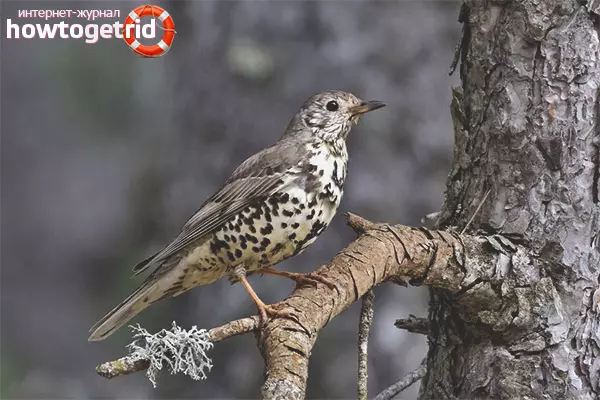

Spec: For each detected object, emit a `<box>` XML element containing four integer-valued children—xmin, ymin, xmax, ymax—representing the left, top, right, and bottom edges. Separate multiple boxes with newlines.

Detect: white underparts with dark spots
<box><xmin>178</xmin><ymin>140</ymin><xmax>348</xmax><ymax>285</ymax></box>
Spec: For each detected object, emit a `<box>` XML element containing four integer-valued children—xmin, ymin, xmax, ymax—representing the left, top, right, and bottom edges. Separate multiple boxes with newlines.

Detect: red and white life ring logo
<box><xmin>123</xmin><ymin>5</ymin><xmax>176</xmax><ymax>58</ymax></box>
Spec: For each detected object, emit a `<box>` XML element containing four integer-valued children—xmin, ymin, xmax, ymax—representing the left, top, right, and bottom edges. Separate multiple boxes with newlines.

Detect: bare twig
<box><xmin>207</xmin><ymin>316</ymin><xmax>259</xmax><ymax>342</ymax></box>
<box><xmin>345</xmin><ymin>212</ymin><xmax>378</xmax><ymax>234</ymax></box>
<box><xmin>449</xmin><ymin>2</ymin><xmax>469</xmax><ymax>76</ymax></box>
<box><xmin>96</xmin><ymin>357</ymin><xmax>150</xmax><ymax>379</ymax></box>
<box><xmin>357</xmin><ymin>290</ymin><xmax>375</xmax><ymax>400</ymax></box>
<box><xmin>394</xmin><ymin>315</ymin><xmax>429</xmax><ymax>335</ymax></box>
<box><xmin>460</xmin><ymin>188</ymin><xmax>491</xmax><ymax>234</ymax></box>
<box><xmin>95</xmin><ymin>316</ymin><xmax>259</xmax><ymax>379</ymax></box>
<box><xmin>373</xmin><ymin>359</ymin><xmax>427</xmax><ymax>400</ymax></box>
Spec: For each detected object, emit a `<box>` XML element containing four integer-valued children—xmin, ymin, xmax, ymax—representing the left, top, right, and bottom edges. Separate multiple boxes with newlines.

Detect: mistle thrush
<box><xmin>88</xmin><ymin>90</ymin><xmax>385</xmax><ymax>341</ymax></box>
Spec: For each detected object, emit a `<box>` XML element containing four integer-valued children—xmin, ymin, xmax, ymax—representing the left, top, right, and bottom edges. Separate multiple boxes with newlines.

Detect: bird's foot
<box><xmin>257</xmin><ymin>303</ymin><xmax>299</xmax><ymax>328</ymax></box>
<box><xmin>288</xmin><ymin>272</ymin><xmax>338</xmax><ymax>291</ymax></box>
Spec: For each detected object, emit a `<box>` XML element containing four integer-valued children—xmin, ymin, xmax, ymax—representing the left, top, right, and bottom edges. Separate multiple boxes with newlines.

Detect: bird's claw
<box><xmin>257</xmin><ymin>304</ymin><xmax>300</xmax><ymax>328</ymax></box>
<box><xmin>289</xmin><ymin>272</ymin><xmax>338</xmax><ymax>291</ymax></box>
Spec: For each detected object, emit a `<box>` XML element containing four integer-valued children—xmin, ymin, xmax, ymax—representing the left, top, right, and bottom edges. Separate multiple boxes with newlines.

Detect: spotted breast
<box><xmin>187</xmin><ymin>139</ymin><xmax>347</xmax><ymax>278</ymax></box>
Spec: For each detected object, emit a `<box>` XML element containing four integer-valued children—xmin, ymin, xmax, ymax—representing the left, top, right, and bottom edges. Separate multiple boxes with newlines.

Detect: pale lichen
<box><xmin>127</xmin><ymin>322</ymin><xmax>213</xmax><ymax>388</ymax></box>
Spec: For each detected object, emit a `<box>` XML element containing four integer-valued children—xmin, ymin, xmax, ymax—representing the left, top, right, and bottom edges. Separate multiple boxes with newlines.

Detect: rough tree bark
<box><xmin>425</xmin><ymin>0</ymin><xmax>600</xmax><ymax>398</ymax></box>
<box><xmin>95</xmin><ymin>1</ymin><xmax>600</xmax><ymax>398</ymax></box>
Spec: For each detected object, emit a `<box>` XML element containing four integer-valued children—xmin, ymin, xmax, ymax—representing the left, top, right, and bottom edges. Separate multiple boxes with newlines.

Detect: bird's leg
<box><xmin>233</xmin><ymin>266</ymin><xmax>298</xmax><ymax>327</ymax></box>
<box><xmin>259</xmin><ymin>267</ymin><xmax>338</xmax><ymax>291</ymax></box>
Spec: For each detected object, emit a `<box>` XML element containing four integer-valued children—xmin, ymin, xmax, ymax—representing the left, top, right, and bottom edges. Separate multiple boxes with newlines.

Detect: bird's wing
<box><xmin>132</xmin><ymin>139</ymin><xmax>306</xmax><ymax>276</ymax></box>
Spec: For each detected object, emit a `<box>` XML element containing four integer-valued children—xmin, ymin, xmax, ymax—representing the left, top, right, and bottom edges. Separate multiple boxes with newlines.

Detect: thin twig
<box><xmin>449</xmin><ymin>25</ymin><xmax>464</xmax><ymax>76</ymax></box>
<box><xmin>96</xmin><ymin>358</ymin><xmax>150</xmax><ymax>379</ymax></box>
<box><xmin>449</xmin><ymin>2</ymin><xmax>469</xmax><ymax>76</ymax></box>
<box><xmin>373</xmin><ymin>359</ymin><xmax>427</xmax><ymax>400</ymax></box>
<box><xmin>95</xmin><ymin>316</ymin><xmax>259</xmax><ymax>379</ymax></box>
<box><xmin>208</xmin><ymin>316</ymin><xmax>259</xmax><ymax>342</ymax></box>
<box><xmin>346</xmin><ymin>212</ymin><xmax>378</xmax><ymax>234</ymax></box>
<box><xmin>460</xmin><ymin>188</ymin><xmax>491</xmax><ymax>234</ymax></box>
<box><xmin>357</xmin><ymin>290</ymin><xmax>375</xmax><ymax>400</ymax></box>
<box><xmin>394</xmin><ymin>315</ymin><xmax>429</xmax><ymax>335</ymax></box>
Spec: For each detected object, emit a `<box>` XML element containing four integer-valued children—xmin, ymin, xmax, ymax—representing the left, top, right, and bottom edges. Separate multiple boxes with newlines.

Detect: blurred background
<box><xmin>1</xmin><ymin>0</ymin><xmax>460</xmax><ymax>398</ymax></box>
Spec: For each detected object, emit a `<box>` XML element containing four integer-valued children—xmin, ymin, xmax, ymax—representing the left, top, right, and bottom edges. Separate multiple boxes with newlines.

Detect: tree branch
<box><xmin>96</xmin><ymin>214</ymin><xmax>534</xmax><ymax>399</ymax></box>
<box><xmin>259</xmin><ymin>217</ymin><xmax>533</xmax><ymax>399</ymax></box>
<box><xmin>372</xmin><ymin>359</ymin><xmax>427</xmax><ymax>400</ymax></box>
<box><xmin>357</xmin><ymin>289</ymin><xmax>375</xmax><ymax>400</ymax></box>
<box><xmin>96</xmin><ymin>316</ymin><xmax>259</xmax><ymax>379</ymax></box>
<box><xmin>394</xmin><ymin>315</ymin><xmax>429</xmax><ymax>335</ymax></box>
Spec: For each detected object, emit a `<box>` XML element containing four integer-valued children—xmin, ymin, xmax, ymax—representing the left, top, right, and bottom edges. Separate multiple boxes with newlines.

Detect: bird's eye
<box><xmin>326</xmin><ymin>100</ymin><xmax>339</xmax><ymax>112</ymax></box>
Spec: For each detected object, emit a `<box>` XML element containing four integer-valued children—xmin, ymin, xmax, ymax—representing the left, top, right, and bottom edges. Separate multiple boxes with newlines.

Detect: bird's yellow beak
<box><xmin>350</xmin><ymin>100</ymin><xmax>386</xmax><ymax>116</ymax></box>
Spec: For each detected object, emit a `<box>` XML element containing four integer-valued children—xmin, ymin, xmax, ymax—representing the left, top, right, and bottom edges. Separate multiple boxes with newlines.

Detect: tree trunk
<box><xmin>422</xmin><ymin>0</ymin><xmax>600</xmax><ymax>398</ymax></box>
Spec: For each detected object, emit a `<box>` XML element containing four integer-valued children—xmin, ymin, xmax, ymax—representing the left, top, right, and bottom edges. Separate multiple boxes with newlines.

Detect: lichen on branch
<box><xmin>96</xmin><ymin>213</ymin><xmax>547</xmax><ymax>399</ymax></box>
<box><xmin>96</xmin><ymin>317</ymin><xmax>259</xmax><ymax>384</ymax></box>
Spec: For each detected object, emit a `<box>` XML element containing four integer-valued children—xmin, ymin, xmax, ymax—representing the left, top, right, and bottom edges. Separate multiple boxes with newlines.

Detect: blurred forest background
<box><xmin>1</xmin><ymin>0</ymin><xmax>460</xmax><ymax>398</ymax></box>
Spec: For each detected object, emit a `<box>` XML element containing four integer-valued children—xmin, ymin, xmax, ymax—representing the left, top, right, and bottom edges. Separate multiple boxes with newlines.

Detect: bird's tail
<box><xmin>88</xmin><ymin>277</ymin><xmax>161</xmax><ymax>342</ymax></box>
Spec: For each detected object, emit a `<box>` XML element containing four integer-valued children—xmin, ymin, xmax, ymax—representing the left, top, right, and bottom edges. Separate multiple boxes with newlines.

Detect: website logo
<box><xmin>123</xmin><ymin>5</ymin><xmax>176</xmax><ymax>58</ymax></box>
<box><xmin>4</xmin><ymin>4</ymin><xmax>176</xmax><ymax>58</ymax></box>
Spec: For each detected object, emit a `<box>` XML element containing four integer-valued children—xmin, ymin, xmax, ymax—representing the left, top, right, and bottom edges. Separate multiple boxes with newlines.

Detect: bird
<box><xmin>88</xmin><ymin>90</ymin><xmax>385</xmax><ymax>341</ymax></box>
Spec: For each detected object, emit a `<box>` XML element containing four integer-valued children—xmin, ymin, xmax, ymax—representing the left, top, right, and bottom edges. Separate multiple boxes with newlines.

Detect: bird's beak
<box><xmin>350</xmin><ymin>100</ymin><xmax>386</xmax><ymax>116</ymax></box>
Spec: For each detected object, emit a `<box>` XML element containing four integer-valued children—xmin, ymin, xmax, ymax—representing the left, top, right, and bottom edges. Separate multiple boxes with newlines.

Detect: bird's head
<box><xmin>283</xmin><ymin>90</ymin><xmax>385</xmax><ymax>143</ymax></box>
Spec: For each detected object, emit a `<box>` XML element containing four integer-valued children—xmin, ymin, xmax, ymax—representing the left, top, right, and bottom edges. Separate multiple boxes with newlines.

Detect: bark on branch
<box><xmin>98</xmin><ymin>213</ymin><xmax>542</xmax><ymax>399</ymax></box>
<box><xmin>260</xmin><ymin>214</ymin><xmax>533</xmax><ymax>399</ymax></box>
<box><xmin>357</xmin><ymin>289</ymin><xmax>375</xmax><ymax>400</ymax></box>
